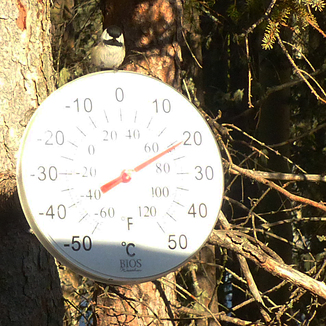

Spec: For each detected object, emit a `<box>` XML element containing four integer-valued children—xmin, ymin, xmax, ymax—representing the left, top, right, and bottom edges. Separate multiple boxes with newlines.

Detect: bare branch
<box><xmin>209</xmin><ymin>229</ymin><xmax>326</xmax><ymax>300</ymax></box>
<box><xmin>228</xmin><ymin>162</ymin><xmax>326</xmax><ymax>212</ymax></box>
<box><xmin>217</xmin><ymin>211</ymin><xmax>272</xmax><ymax>322</ymax></box>
<box><xmin>229</xmin><ymin>166</ymin><xmax>326</xmax><ymax>183</ymax></box>
<box><xmin>276</xmin><ymin>32</ymin><xmax>326</xmax><ymax>103</ymax></box>
<box><xmin>245</xmin><ymin>35</ymin><xmax>254</xmax><ymax>108</ymax></box>
<box><xmin>178</xmin><ymin>306</ymin><xmax>257</xmax><ymax>326</ymax></box>
<box><xmin>244</xmin><ymin>0</ymin><xmax>278</xmax><ymax>109</ymax></box>
<box><xmin>223</xmin><ymin>123</ymin><xmax>306</xmax><ymax>173</ymax></box>
<box><xmin>271</xmin><ymin>121</ymin><xmax>326</xmax><ymax>148</ymax></box>
<box><xmin>244</xmin><ymin>0</ymin><xmax>277</xmax><ymax>35</ymax></box>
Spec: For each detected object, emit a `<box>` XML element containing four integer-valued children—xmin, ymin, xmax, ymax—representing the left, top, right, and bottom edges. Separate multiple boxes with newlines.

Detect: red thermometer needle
<box><xmin>100</xmin><ymin>141</ymin><xmax>182</xmax><ymax>193</ymax></box>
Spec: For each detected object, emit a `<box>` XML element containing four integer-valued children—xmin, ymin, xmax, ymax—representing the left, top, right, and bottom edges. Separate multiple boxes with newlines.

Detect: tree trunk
<box><xmin>255</xmin><ymin>46</ymin><xmax>293</xmax><ymax>308</ymax></box>
<box><xmin>0</xmin><ymin>1</ymin><xmax>64</xmax><ymax>325</ymax></box>
<box><xmin>94</xmin><ymin>1</ymin><xmax>183</xmax><ymax>325</ymax></box>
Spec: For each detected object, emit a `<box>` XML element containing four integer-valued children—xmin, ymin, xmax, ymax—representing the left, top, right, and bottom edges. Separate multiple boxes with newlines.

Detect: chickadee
<box><xmin>91</xmin><ymin>25</ymin><xmax>125</xmax><ymax>69</ymax></box>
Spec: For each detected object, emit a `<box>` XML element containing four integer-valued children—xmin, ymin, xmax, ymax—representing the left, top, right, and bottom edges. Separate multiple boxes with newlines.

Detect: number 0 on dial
<box><xmin>17</xmin><ymin>71</ymin><xmax>224</xmax><ymax>284</ymax></box>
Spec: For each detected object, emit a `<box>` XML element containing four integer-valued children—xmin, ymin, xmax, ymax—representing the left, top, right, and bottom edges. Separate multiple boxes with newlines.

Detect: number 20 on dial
<box><xmin>17</xmin><ymin>71</ymin><xmax>224</xmax><ymax>284</ymax></box>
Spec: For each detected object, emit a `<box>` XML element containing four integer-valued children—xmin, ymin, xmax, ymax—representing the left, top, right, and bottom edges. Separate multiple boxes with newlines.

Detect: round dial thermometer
<box><xmin>17</xmin><ymin>71</ymin><xmax>224</xmax><ymax>284</ymax></box>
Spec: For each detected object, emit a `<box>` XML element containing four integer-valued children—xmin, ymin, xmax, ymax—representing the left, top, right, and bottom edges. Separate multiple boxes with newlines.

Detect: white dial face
<box><xmin>17</xmin><ymin>71</ymin><xmax>224</xmax><ymax>284</ymax></box>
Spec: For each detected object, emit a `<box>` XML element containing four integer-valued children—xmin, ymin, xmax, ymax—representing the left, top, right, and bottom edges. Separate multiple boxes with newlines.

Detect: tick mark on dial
<box><xmin>147</xmin><ymin>117</ymin><xmax>153</xmax><ymax>129</ymax></box>
<box><xmin>157</xmin><ymin>222</ymin><xmax>165</xmax><ymax>233</ymax></box>
<box><xmin>158</xmin><ymin>127</ymin><xmax>166</xmax><ymax>137</ymax></box>
<box><xmin>167</xmin><ymin>140</ymin><xmax>178</xmax><ymax>148</ymax></box>
<box><xmin>104</xmin><ymin>110</ymin><xmax>109</xmax><ymax>123</ymax></box>
<box><xmin>177</xmin><ymin>187</ymin><xmax>189</xmax><ymax>191</ymax></box>
<box><xmin>92</xmin><ymin>223</ymin><xmax>99</xmax><ymax>234</ymax></box>
<box><xmin>167</xmin><ymin>213</ymin><xmax>176</xmax><ymax>221</ymax></box>
<box><xmin>77</xmin><ymin>127</ymin><xmax>86</xmax><ymax>137</ymax></box>
<box><xmin>68</xmin><ymin>141</ymin><xmax>78</xmax><ymax>147</ymax></box>
<box><xmin>61</xmin><ymin>156</ymin><xmax>73</xmax><ymax>161</ymax></box>
<box><xmin>79</xmin><ymin>213</ymin><xmax>88</xmax><ymax>222</ymax></box>
<box><xmin>89</xmin><ymin>116</ymin><xmax>97</xmax><ymax>128</ymax></box>
<box><xmin>173</xmin><ymin>200</ymin><xmax>184</xmax><ymax>207</ymax></box>
<box><xmin>174</xmin><ymin>156</ymin><xmax>185</xmax><ymax>161</ymax></box>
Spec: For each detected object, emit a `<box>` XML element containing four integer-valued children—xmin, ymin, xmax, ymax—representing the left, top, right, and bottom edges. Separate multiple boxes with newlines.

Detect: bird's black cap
<box><xmin>106</xmin><ymin>25</ymin><xmax>122</xmax><ymax>39</ymax></box>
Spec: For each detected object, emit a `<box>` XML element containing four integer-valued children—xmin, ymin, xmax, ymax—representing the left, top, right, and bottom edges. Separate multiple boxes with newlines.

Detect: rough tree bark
<box><xmin>93</xmin><ymin>1</ymin><xmax>183</xmax><ymax>325</ymax></box>
<box><xmin>0</xmin><ymin>1</ymin><xmax>64</xmax><ymax>325</ymax></box>
<box><xmin>101</xmin><ymin>0</ymin><xmax>183</xmax><ymax>88</ymax></box>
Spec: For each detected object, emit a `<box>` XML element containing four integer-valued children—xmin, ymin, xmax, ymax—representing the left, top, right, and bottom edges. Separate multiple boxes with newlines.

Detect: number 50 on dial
<box><xmin>17</xmin><ymin>71</ymin><xmax>224</xmax><ymax>284</ymax></box>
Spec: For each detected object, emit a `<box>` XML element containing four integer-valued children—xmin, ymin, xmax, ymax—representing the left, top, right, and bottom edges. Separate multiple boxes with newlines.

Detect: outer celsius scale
<box><xmin>17</xmin><ymin>71</ymin><xmax>224</xmax><ymax>284</ymax></box>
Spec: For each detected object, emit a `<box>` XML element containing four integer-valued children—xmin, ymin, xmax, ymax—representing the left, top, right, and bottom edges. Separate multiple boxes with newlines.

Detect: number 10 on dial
<box><xmin>17</xmin><ymin>71</ymin><xmax>224</xmax><ymax>284</ymax></box>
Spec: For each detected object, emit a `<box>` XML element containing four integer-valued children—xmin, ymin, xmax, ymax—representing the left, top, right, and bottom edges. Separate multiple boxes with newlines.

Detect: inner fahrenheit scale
<box><xmin>17</xmin><ymin>71</ymin><xmax>224</xmax><ymax>284</ymax></box>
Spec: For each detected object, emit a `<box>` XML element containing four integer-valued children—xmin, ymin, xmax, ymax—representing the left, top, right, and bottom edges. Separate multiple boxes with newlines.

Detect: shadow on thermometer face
<box><xmin>52</xmin><ymin>237</ymin><xmax>196</xmax><ymax>284</ymax></box>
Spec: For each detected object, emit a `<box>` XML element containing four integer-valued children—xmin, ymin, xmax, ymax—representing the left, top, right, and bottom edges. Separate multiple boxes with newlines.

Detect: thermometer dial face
<box><xmin>17</xmin><ymin>71</ymin><xmax>224</xmax><ymax>284</ymax></box>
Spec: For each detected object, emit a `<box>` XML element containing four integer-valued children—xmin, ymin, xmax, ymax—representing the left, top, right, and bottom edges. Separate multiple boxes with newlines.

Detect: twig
<box><xmin>271</xmin><ymin>121</ymin><xmax>326</xmax><ymax>148</ymax></box>
<box><xmin>153</xmin><ymin>280</ymin><xmax>176</xmax><ymax>326</ymax></box>
<box><xmin>307</xmin><ymin>14</ymin><xmax>326</xmax><ymax>38</ymax></box>
<box><xmin>209</xmin><ymin>229</ymin><xmax>326</xmax><ymax>300</ymax></box>
<box><xmin>237</xmin><ymin>255</ymin><xmax>272</xmax><ymax>323</ymax></box>
<box><xmin>300</xmin><ymin>68</ymin><xmax>326</xmax><ymax>98</ymax></box>
<box><xmin>276</xmin><ymin>32</ymin><xmax>326</xmax><ymax>104</ymax></box>
<box><xmin>229</xmin><ymin>166</ymin><xmax>326</xmax><ymax>183</ymax></box>
<box><xmin>223</xmin><ymin>123</ymin><xmax>306</xmax><ymax>173</ymax></box>
<box><xmin>245</xmin><ymin>35</ymin><xmax>253</xmax><ymax>108</ymax></box>
<box><xmin>228</xmin><ymin>162</ymin><xmax>326</xmax><ymax>212</ymax></box>
<box><xmin>259</xmin><ymin>68</ymin><xmax>326</xmax><ymax>106</ymax></box>
<box><xmin>161</xmin><ymin>277</ymin><xmax>222</xmax><ymax>325</ymax></box>
<box><xmin>217</xmin><ymin>212</ymin><xmax>271</xmax><ymax>322</ymax></box>
<box><xmin>182</xmin><ymin>30</ymin><xmax>203</xmax><ymax>69</ymax></box>
<box><xmin>177</xmin><ymin>306</ymin><xmax>257</xmax><ymax>326</ymax></box>
<box><xmin>243</xmin><ymin>0</ymin><xmax>278</xmax><ymax>109</ymax></box>
<box><xmin>244</xmin><ymin>0</ymin><xmax>277</xmax><ymax>35</ymax></box>
<box><xmin>282</xmin><ymin>41</ymin><xmax>316</xmax><ymax>72</ymax></box>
